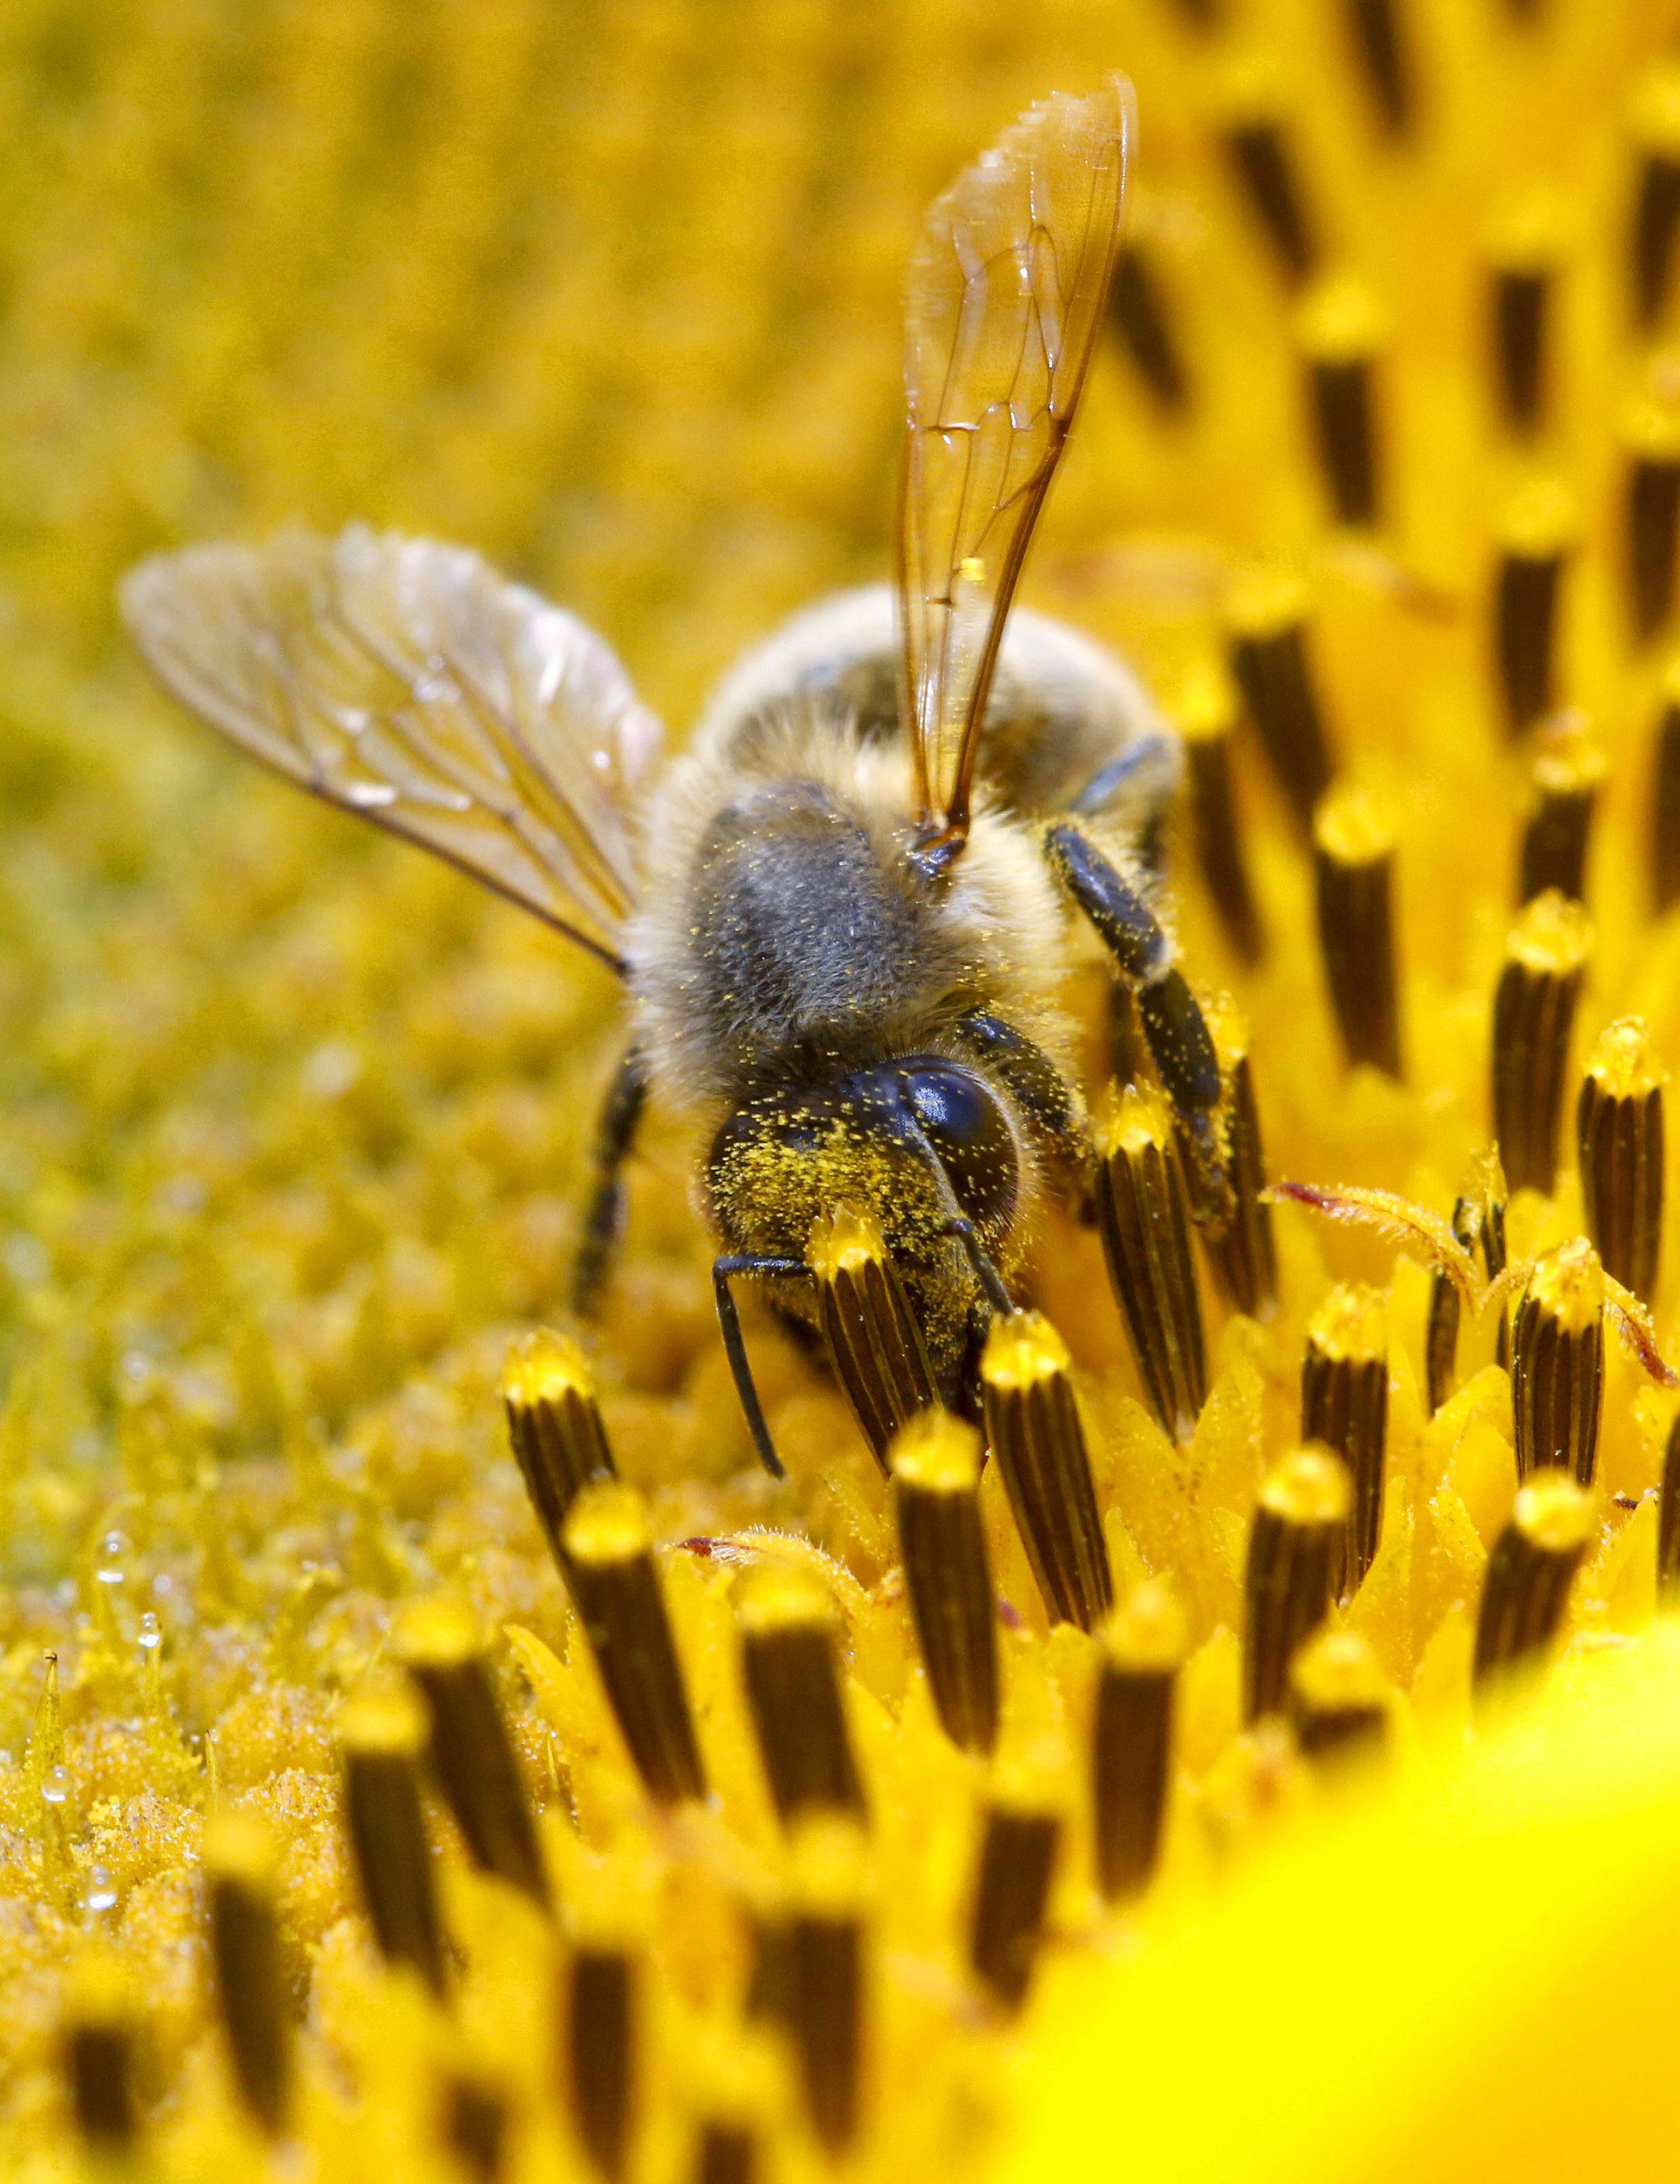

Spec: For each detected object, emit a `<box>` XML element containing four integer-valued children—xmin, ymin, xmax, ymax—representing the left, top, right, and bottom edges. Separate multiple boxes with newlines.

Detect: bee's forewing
<box><xmin>899</xmin><ymin>78</ymin><xmax>1133</xmax><ymax>846</ymax></box>
<box><xmin>120</xmin><ymin>525</ymin><xmax>662</xmax><ymax>973</ymax></box>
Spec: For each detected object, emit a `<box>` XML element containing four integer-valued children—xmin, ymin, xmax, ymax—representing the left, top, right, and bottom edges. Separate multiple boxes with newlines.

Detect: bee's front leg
<box><xmin>1041</xmin><ymin>821</ymin><xmax>1234</xmax><ymax>1233</ymax></box>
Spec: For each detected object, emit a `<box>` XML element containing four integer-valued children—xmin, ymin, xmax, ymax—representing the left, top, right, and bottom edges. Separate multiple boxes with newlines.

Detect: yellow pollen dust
<box><xmin>1513</xmin><ymin>1471</ymin><xmax>1597</xmax><ymax>1554</ymax></box>
<box><xmin>888</xmin><ymin>1409</ymin><xmax>982</xmax><ymax>1493</ymax></box>
<box><xmin>502</xmin><ymin>1324</ymin><xmax>595</xmax><ymax>1407</ymax></box>
<box><xmin>1313</xmin><ymin>785</ymin><xmax>1397</xmax><ymax>867</ymax></box>
<box><xmin>1527</xmin><ymin>1237</ymin><xmax>1607</xmax><ymax>1330</ymax></box>
<box><xmin>563</xmin><ymin>1478</ymin><xmax>654</xmax><ymax>1566</ymax></box>
<box><xmin>1587</xmin><ymin>1016</ymin><xmax>1669</xmax><ymax>1098</ymax></box>
<box><xmin>1260</xmin><ymin>1447</ymin><xmax>1355</xmax><ymax>1530</ymax></box>
<box><xmin>1306</xmin><ymin>1282</ymin><xmax>1390</xmax><ymax>1364</ymax></box>
<box><xmin>982</xmin><ymin>1308</ymin><xmax>1073</xmax><ymax>1391</ymax></box>
<box><xmin>1506</xmin><ymin>886</ymin><xmax>1596</xmax><ymax>975</ymax></box>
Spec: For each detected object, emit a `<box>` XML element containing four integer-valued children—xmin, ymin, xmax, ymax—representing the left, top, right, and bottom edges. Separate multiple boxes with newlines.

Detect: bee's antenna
<box><xmin>712</xmin><ymin>1255</ymin><xmax>808</xmax><ymax>1480</ymax></box>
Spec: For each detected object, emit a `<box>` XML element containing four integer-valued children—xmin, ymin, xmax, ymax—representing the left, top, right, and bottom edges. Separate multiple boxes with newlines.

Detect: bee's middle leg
<box><xmin>571</xmin><ymin>1046</ymin><xmax>649</xmax><ymax>1318</ymax></box>
<box><xmin>1041</xmin><ymin>820</ymin><xmax>1233</xmax><ymax>1229</ymax></box>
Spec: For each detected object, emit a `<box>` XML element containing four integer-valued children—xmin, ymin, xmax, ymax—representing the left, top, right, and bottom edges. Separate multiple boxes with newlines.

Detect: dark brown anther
<box><xmin>1204</xmin><ymin>1001</ymin><xmax>1279</xmax><ymax>1322</ymax></box>
<box><xmin>1511</xmin><ymin>1238</ymin><xmax>1605</xmax><ymax>1487</ymax></box>
<box><xmin>1492</xmin><ymin>479</ymin><xmax>1575</xmax><ymax>738</ymax></box>
<box><xmin>1288</xmin><ymin>1627</ymin><xmax>1391</xmax><ymax>1762</ymax></box>
<box><xmin>695</xmin><ymin>2122</ymin><xmax>757</xmax><ymax>2184</ymax></box>
<box><xmin>1479</xmin><ymin>1151</ymin><xmax>1512</xmax><ymax>1374</ymax></box>
<box><xmin>1658</xmin><ymin>1412</ymin><xmax>1680</xmax><ymax>1604</ymax></box>
<box><xmin>1243</xmin><ymin>1446</ymin><xmax>1352</xmax><ymax>1724</ymax></box>
<box><xmin>1650</xmin><ymin>660</ymin><xmax>1680</xmax><ymax>915</ymax></box>
<box><xmin>1228</xmin><ymin>568</ymin><xmax>1335</xmax><ymax>831</ymax></box>
<box><xmin>786</xmin><ymin>1816</ymin><xmax>866</xmax><ymax>2153</ymax></box>
<box><xmin>1313</xmin><ymin>786</ymin><xmax>1403</xmax><ymax>1079</ymax></box>
<box><xmin>63</xmin><ymin>1960</ymin><xmax>136</xmax><ymax>2154</ymax></box>
<box><xmin>340</xmin><ymin>1686</ymin><xmax>449</xmax><ymax>1999</ymax></box>
<box><xmin>1177</xmin><ymin>666</ymin><xmax>1264</xmax><ymax>967</ymax></box>
<box><xmin>1624</xmin><ymin>399</ymin><xmax>1680</xmax><ymax>644</ymax></box>
<box><xmin>1519</xmin><ymin>712</ymin><xmax>1605</xmax><ymax>905</ymax></box>
<box><xmin>808</xmin><ymin>1206</ymin><xmax>939</xmax><ymax>1473</ymax></box>
<box><xmin>1219</xmin><ymin>64</ymin><xmax>1318</xmax><ymax>287</ymax></box>
<box><xmin>1093</xmin><ymin>1086</ymin><xmax>1207</xmax><ymax>1442</ymax></box>
<box><xmin>1491</xmin><ymin>889</ymin><xmax>1594</xmax><ymax>1197</ymax></box>
<box><xmin>1092</xmin><ymin>1583</ymin><xmax>1186</xmax><ymax>1902</ymax></box>
<box><xmin>562</xmin><ymin>1482</ymin><xmax>707</xmax><ymax>1806</ymax></box>
<box><xmin>503</xmin><ymin>1330</ymin><xmax>616</xmax><ymax>1576</ymax></box>
<box><xmin>1631</xmin><ymin>65</ymin><xmax>1680</xmax><ymax>328</ymax></box>
<box><xmin>567</xmin><ymin>1943</ymin><xmax>636</xmax><ymax>2181</ymax></box>
<box><xmin>1473</xmin><ymin>1471</ymin><xmax>1593</xmax><ymax>1695</ymax></box>
<box><xmin>889</xmin><ymin>1412</ymin><xmax>999</xmax><ymax>1755</ymax></box>
<box><xmin>1578</xmin><ymin>1018</ymin><xmax>1667</xmax><ymax>1303</ymax></box>
<box><xmin>1343</xmin><ymin>0</ymin><xmax>1414</xmax><ymax>136</ymax></box>
<box><xmin>445</xmin><ymin>2073</ymin><xmax>509</xmax><ymax>2182</ymax></box>
<box><xmin>204</xmin><ymin>1813</ymin><xmax>293</xmax><ymax>2139</ymax></box>
<box><xmin>980</xmin><ymin>1312</ymin><xmax>1113</xmax><ymax>1631</ymax></box>
<box><xmin>737</xmin><ymin>1566</ymin><xmax>866</xmax><ymax>1825</ymax></box>
<box><xmin>1426</xmin><ymin>1195</ymin><xmax>1479</xmax><ymax>1415</ymax></box>
<box><xmin>1487</xmin><ymin>198</ymin><xmax>1561</xmax><ymax>437</ymax></box>
<box><xmin>1298</xmin><ymin>277</ymin><xmax>1385</xmax><ymax>529</ymax></box>
<box><xmin>1111</xmin><ymin>240</ymin><xmax>1189</xmax><ymax>413</ymax></box>
<box><xmin>967</xmin><ymin>1776</ymin><xmax>1061</xmax><ymax>2014</ymax></box>
<box><xmin>396</xmin><ymin>1600</ymin><xmax>551</xmax><ymax>1910</ymax></box>
<box><xmin>1300</xmin><ymin>1286</ymin><xmax>1389</xmax><ymax>1596</ymax></box>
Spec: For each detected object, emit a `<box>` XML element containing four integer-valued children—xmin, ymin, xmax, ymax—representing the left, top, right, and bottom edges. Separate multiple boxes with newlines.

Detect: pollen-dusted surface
<box><xmin>9</xmin><ymin>6</ymin><xmax>1680</xmax><ymax>2184</ymax></box>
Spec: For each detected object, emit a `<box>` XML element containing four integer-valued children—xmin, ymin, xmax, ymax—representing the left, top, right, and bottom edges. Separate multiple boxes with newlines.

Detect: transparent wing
<box><xmin>899</xmin><ymin>78</ymin><xmax>1134</xmax><ymax>855</ymax></box>
<box><xmin>120</xmin><ymin>525</ymin><xmax>663</xmax><ymax>973</ymax></box>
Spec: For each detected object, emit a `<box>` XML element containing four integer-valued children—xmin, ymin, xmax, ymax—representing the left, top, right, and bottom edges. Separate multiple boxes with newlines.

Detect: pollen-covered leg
<box><xmin>572</xmin><ymin>1048</ymin><xmax>649</xmax><ymax>1318</ymax></box>
<box><xmin>1042</xmin><ymin>820</ymin><xmax>1232</xmax><ymax>1228</ymax></box>
<box><xmin>952</xmin><ymin>1008</ymin><xmax>1092</xmax><ymax>1201</ymax></box>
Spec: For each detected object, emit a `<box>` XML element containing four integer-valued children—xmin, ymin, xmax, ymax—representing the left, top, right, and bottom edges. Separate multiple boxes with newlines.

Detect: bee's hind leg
<box><xmin>571</xmin><ymin>1046</ymin><xmax>649</xmax><ymax>1318</ymax></box>
<box><xmin>1042</xmin><ymin>820</ymin><xmax>1233</xmax><ymax>1232</ymax></box>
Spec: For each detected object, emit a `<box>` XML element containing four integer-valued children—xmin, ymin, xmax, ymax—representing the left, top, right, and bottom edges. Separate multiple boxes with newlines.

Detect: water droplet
<box><xmin>83</xmin><ymin>1865</ymin><xmax>116</xmax><ymax>1915</ymax></box>
<box><xmin>137</xmin><ymin>1611</ymin><xmax>161</xmax><ymax>1653</ymax></box>
<box><xmin>119</xmin><ymin>1351</ymin><xmax>153</xmax><ymax>1391</ymax></box>
<box><xmin>93</xmin><ymin>1531</ymin><xmax>130</xmax><ymax>1587</ymax></box>
<box><xmin>40</xmin><ymin>1764</ymin><xmax>69</xmax><ymax>1806</ymax></box>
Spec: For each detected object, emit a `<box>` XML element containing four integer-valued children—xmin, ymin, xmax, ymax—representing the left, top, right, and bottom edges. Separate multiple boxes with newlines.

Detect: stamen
<box><xmin>1511</xmin><ymin>1238</ymin><xmax>1605</xmax><ymax>1486</ymax></box>
<box><xmin>1518</xmin><ymin>711</ymin><xmax>1605</xmax><ymax>905</ymax></box>
<box><xmin>808</xmin><ymin>1206</ymin><xmax>939</xmax><ymax>1473</ymax></box>
<box><xmin>1473</xmin><ymin>1471</ymin><xmax>1593</xmax><ymax>1693</ymax></box>
<box><xmin>1313</xmin><ymin>785</ymin><xmax>1403</xmax><ymax>1078</ymax></box>
<box><xmin>1491</xmin><ymin>889</ymin><xmax>1595</xmax><ymax>1196</ymax></box>
<box><xmin>1218</xmin><ymin>65</ymin><xmax>1318</xmax><ymax>285</ymax></box>
<box><xmin>889</xmin><ymin>1413</ymin><xmax>999</xmax><ymax>1755</ymax></box>
<box><xmin>562</xmin><ymin>1482</ymin><xmax>708</xmax><ymax>1806</ymax></box>
<box><xmin>1297</xmin><ymin>276</ymin><xmax>1384</xmax><ymax>529</ymax></box>
<box><xmin>339</xmin><ymin>1686</ymin><xmax>449</xmax><ymax>1998</ymax></box>
<box><xmin>1481</xmin><ymin>1153</ymin><xmax>1513</xmax><ymax>1370</ymax></box>
<box><xmin>695</xmin><ymin>2122</ymin><xmax>757</xmax><ymax>2184</ymax></box>
<box><xmin>1300</xmin><ymin>1285</ymin><xmax>1390</xmax><ymax>1595</ymax></box>
<box><xmin>736</xmin><ymin>1566</ymin><xmax>866</xmax><ymax>1824</ymax></box>
<box><xmin>1426</xmin><ymin>1195</ymin><xmax>1480</xmax><ymax>1414</ymax></box>
<box><xmin>444</xmin><ymin>2073</ymin><xmax>509</xmax><ymax>2182</ymax></box>
<box><xmin>1092</xmin><ymin>1582</ymin><xmax>1186</xmax><ymax>1902</ymax></box>
<box><xmin>1203</xmin><ymin>1001</ymin><xmax>1279</xmax><ymax>1322</ymax></box>
<box><xmin>1658</xmin><ymin>1411</ymin><xmax>1680</xmax><ymax>1603</ymax></box>
<box><xmin>1243</xmin><ymin>1446</ymin><xmax>1353</xmax><ymax>1724</ymax></box>
<box><xmin>1487</xmin><ymin>197</ymin><xmax>1561</xmax><ymax>437</ymax></box>
<box><xmin>1577</xmin><ymin>1017</ymin><xmax>1667</xmax><ymax>1302</ymax></box>
<box><xmin>567</xmin><ymin>1942</ymin><xmax>637</xmax><ymax>2181</ymax></box>
<box><xmin>1177</xmin><ymin>664</ymin><xmax>1264</xmax><ymax>967</ymax></box>
<box><xmin>786</xmin><ymin>1815</ymin><xmax>866</xmax><ymax>2153</ymax></box>
<box><xmin>980</xmin><ymin>1311</ymin><xmax>1113</xmax><ymax>1631</ymax></box>
<box><xmin>204</xmin><ymin>1812</ymin><xmax>293</xmax><ymax>2137</ymax></box>
<box><xmin>1623</xmin><ymin>398</ymin><xmax>1680</xmax><ymax>642</ymax></box>
<box><xmin>1287</xmin><ymin>1627</ymin><xmax>1391</xmax><ymax>1762</ymax></box>
<box><xmin>1343</xmin><ymin>0</ymin><xmax>1414</xmax><ymax>138</ymax></box>
<box><xmin>1492</xmin><ymin>478</ymin><xmax>1575</xmax><ymax>738</ymax></box>
<box><xmin>396</xmin><ymin>1600</ymin><xmax>551</xmax><ymax>1909</ymax></box>
<box><xmin>503</xmin><ymin>1330</ymin><xmax>616</xmax><ymax>1575</ymax></box>
<box><xmin>62</xmin><ymin>1960</ymin><xmax>136</xmax><ymax>2154</ymax></box>
<box><xmin>1111</xmin><ymin>241</ymin><xmax>1189</xmax><ymax>414</ymax></box>
<box><xmin>1092</xmin><ymin>1085</ymin><xmax>1208</xmax><ymax>1443</ymax></box>
<box><xmin>1650</xmin><ymin>658</ymin><xmax>1680</xmax><ymax>914</ymax></box>
<box><xmin>967</xmin><ymin>1776</ymin><xmax>1060</xmax><ymax>2014</ymax></box>
<box><xmin>1631</xmin><ymin>63</ymin><xmax>1680</xmax><ymax>328</ymax></box>
<box><xmin>1228</xmin><ymin>566</ymin><xmax>1336</xmax><ymax>831</ymax></box>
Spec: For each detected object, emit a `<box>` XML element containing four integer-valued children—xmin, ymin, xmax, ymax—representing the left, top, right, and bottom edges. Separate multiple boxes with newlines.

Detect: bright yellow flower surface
<box><xmin>3</xmin><ymin>1</ymin><xmax>1680</xmax><ymax>2180</ymax></box>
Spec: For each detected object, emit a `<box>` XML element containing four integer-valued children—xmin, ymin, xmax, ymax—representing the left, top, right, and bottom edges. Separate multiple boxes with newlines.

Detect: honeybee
<box><xmin>121</xmin><ymin>79</ymin><xmax>1229</xmax><ymax>1474</ymax></box>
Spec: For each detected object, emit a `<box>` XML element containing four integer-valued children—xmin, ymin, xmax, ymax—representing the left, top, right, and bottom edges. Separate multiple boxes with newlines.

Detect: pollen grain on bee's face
<box><xmin>12</xmin><ymin>7</ymin><xmax>1680</xmax><ymax>2184</ymax></box>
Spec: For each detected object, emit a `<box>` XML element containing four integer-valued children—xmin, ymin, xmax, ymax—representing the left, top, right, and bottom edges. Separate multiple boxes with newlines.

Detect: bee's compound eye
<box><xmin>900</xmin><ymin>1062</ymin><xmax>1018</xmax><ymax>1238</ymax></box>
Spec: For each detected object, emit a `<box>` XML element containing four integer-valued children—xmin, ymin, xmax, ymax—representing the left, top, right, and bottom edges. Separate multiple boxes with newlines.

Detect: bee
<box><xmin>121</xmin><ymin>79</ymin><xmax>1230</xmax><ymax>1475</ymax></box>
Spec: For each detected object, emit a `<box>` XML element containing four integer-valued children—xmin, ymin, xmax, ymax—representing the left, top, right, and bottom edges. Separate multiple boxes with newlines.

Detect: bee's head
<box><xmin>705</xmin><ymin>1056</ymin><xmax>1022</xmax><ymax>1385</ymax></box>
